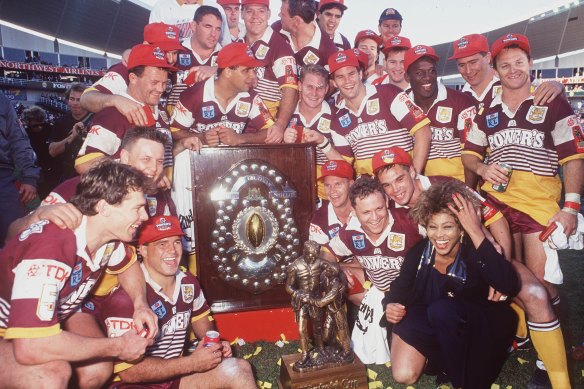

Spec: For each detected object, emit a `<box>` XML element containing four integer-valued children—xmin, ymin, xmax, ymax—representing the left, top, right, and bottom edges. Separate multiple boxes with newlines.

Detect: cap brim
<box><xmin>448</xmin><ymin>49</ymin><xmax>482</xmax><ymax>60</ymax></box>
<box><xmin>155</xmin><ymin>41</ymin><xmax>188</xmax><ymax>52</ymax></box>
<box><xmin>138</xmin><ymin>229</ymin><xmax>184</xmax><ymax>245</ymax></box>
<box><xmin>382</xmin><ymin>45</ymin><xmax>409</xmax><ymax>55</ymax></box>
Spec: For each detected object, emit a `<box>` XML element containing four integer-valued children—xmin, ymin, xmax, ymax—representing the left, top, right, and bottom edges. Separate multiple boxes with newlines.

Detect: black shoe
<box><xmin>527</xmin><ymin>367</ymin><xmax>552</xmax><ymax>389</ymax></box>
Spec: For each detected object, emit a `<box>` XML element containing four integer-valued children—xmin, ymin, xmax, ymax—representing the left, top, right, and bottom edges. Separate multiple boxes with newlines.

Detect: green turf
<box><xmin>232</xmin><ymin>249</ymin><xmax>584</xmax><ymax>388</ymax></box>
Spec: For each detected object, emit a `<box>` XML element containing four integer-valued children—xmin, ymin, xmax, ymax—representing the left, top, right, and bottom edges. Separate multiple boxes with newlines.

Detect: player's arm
<box><xmin>6</xmin><ymin>203</ymin><xmax>82</xmax><ymax>241</ymax></box>
<box><xmin>533</xmin><ymin>80</ymin><xmax>566</xmax><ymax>105</ymax></box>
<box><xmin>549</xmin><ymin>158</ymin><xmax>584</xmax><ymax>236</ymax></box>
<box><xmin>302</xmin><ymin>129</ymin><xmax>344</xmax><ymax>160</ymax></box>
<box><xmin>13</xmin><ymin>328</ymin><xmax>149</xmax><ymax>365</ymax></box>
<box><xmin>117</xmin><ymin>261</ymin><xmax>159</xmax><ymax>339</ymax></box>
<box><xmin>266</xmin><ymin>88</ymin><xmax>298</xmax><ymax>144</ymax></box>
<box><xmin>75</xmin><ymin>155</ymin><xmax>106</xmax><ymax>175</ymax></box>
<box><xmin>411</xmin><ymin>123</ymin><xmax>431</xmax><ymax>173</ymax></box>
<box><xmin>80</xmin><ymin>91</ymin><xmax>148</xmax><ymax>126</ymax></box>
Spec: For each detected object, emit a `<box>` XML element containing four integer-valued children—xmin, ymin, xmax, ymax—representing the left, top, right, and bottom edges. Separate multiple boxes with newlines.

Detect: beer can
<box><xmin>492</xmin><ymin>163</ymin><xmax>513</xmax><ymax>193</ymax></box>
<box><xmin>203</xmin><ymin>330</ymin><xmax>220</xmax><ymax>347</ymax></box>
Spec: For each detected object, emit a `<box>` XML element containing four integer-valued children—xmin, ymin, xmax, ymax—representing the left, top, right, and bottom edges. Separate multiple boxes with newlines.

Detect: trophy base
<box><xmin>278</xmin><ymin>352</ymin><xmax>368</xmax><ymax>389</ymax></box>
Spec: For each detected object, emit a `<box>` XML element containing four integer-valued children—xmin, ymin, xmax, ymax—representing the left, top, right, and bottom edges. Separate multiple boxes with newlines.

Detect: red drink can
<box><xmin>539</xmin><ymin>223</ymin><xmax>558</xmax><ymax>242</ymax></box>
<box><xmin>203</xmin><ymin>330</ymin><xmax>220</xmax><ymax>347</ymax></box>
<box><xmin>295</xmin><ymin>126</ymin><xmax>304</xmax><ymax>143</ymax></box>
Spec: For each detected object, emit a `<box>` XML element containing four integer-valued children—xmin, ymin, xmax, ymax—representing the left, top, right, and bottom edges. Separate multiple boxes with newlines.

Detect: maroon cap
<box><xmin>241</xmin><ymin>0</ymin><xmax>269</xmax><ymax>6</ymax></box>
<box><xmin>319</xmin><ymin>160</ymin><xmax>354</xmax><ymax>181</ymax></box>
<box><xmin>127</xmin><ymin>44</ymin><xmax>177</xmax><ymax>71</ymax></box>
<box><xmin>372</xmin><ymin>147</ymin><xmax>412</xmax><ymax>173</ymax></box>
<box><xmin>218</xmin><ymin>0</ymin><xmax>241</xmax><ymax>5</ymax></box>
<box><xmin>404</xmin><ymin>45</ymin><xmax>439</xmax><ymax>73</ymax></box>
<box><xmin>381</xmin><ymin>35</ymin><xmax>412</xmax><ymax>56</ymax></box>
<box><xmin>143</xmin><ymin>23</ymin><xmax>184</xmax><ymax>52</ymax></box>
<box><xmin>491</xmin><ymin>33</ymin><xmax>530</xmax><ymax>60</ymax></box>
<box><xmin>138</xmin><ymin>216</ymin><xmax>184</xmax><ymax>245</ymax></box>
<box><xmin>217</xmin><ymin>42</ymin><xmax>265</xmax><ymax>68</ymax></box>
<box><xmin>448</xmin><ymin>34</ymin><xmax>489</xmax><ymax>60</ymax></box>
<box><xmin>354</xmin><ymin>30</ymin><xmax>383</xmax><ymax>48</ymax></box>
<box><xmin>319</xmin><ymin>0</ymin><xmax>347</xmax><ymax>11</ymax></box>
<box><xmin>328</xmin><ymin>49</ymin><xmax>360</xmax><ymax>74</ymax></box>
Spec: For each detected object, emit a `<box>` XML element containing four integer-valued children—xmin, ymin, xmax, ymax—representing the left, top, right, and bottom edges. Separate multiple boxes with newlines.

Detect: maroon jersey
<box><xmin>249</xmin><ymin>27</ymin><xmax>298</xmax><ymax>103</ymax></box>
<box><xmin>329</xmin><ymin>207</ymin><xmax>422</xmax><ymax>291</ymax></box>
<box><xmin>76</xmin><ymin>97</ymin><xmax>170</xmax><ymax>167</ymax></box>
<box><xmin>462</xmin><ymin>76</ymin><xmax>502</xmax><ymax>116</ymax></box>
<box><xmin>409</xmin><ymin>83</ymin><xmax>476</xmax><ymax>181</ymax></box>
<box><xmin>90</xmin><ymin>62</ymin><xmax>129</xmax><ymax>96</ymax></box>
<box><xmin>171</xmin><ymin>77</ymin><xmax>274</xmax><ymax>135</ymax></box>
<box><xmin>332</xmin><ymin>83</ymin><xmax>430</xmax><ymax>175</ymax></box>
<box><xmin>272</xmin><ymin>20</ymin><xmax>338</xmax><ymax>71</ymax></box>
<box><xmin>85</xmin><ymin>264</ymin><xmax>210</xmax><ymax>360</ymax></box>
<box><xmin>332</xmin><ymin>31</ymin><xmax>351</xmax><ymax>51</ymax></box>
<box><xmin>0</xmin><ymin>219</ymin><xmax>133</xmax><ymax>339</ymax></box>
<box><xmin>309</xmin><ymin>200</ymin><xmax>345</xmax><ymax>249</ymax></box>
<box><xmin>40</xmin><ymin>176</ymin><xmax>176</xmax><ymax>218</ymax></box>
<box><xmin>167</xmin><ymin>40</ymin><xmax>221</xmax><ymax>109</ymax></box>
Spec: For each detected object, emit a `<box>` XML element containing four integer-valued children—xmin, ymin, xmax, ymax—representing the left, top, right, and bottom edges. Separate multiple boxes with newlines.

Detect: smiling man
<box><xmin>317</xmin><ymin>0</ymin><xmax>350</xmax><ymax>50</ymax></box>
<box><xmin>463</xmin><ymin>33</ymin><xmax>583</xmax><ymax>389</ymax></box>
<box><xmin>171</xmin><ymin>42</ymin><xmax>275</xmax><ymax>151</ymax></box>
<box><xmin>0</xmin><ymin>162</ymin><xmax>153</xmax><ymax>388</ymax></box>
<box><xmin>76</xmin><ymin>44</ymin><xmax>176</xmax><ymax>175</ymax></box>
<box><xmin>404</xmin><ymin>45</ymin><xmax>477</xmax><ymax>183</ymax></box>
<box><xmin>377</xmin><ymin>36</ymin><xmax>411</xmax><ymax>90</ymax></box>
<box><xmin>327</xmin><ymin>49</ymin><xmax>431</xmax><ymax>176</ymax></box>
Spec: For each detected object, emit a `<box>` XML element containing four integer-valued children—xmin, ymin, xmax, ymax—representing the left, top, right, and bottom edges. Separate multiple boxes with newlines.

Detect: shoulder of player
<box><xmin>91</xmin><ymin>106</ymin><xmax>130</xmax><ymax>127</ymax></box>
<box><xmin>14</xmin><ymin>221</ymin><xmax>78</xmax><ymax>260</ymax></box>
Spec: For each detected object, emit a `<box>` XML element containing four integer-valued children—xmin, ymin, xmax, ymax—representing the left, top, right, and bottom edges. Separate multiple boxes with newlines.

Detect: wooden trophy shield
<box><xmin>189</xmin><ymin>144</ymin><xmax>316</xmax><ymax>313</ymax></box>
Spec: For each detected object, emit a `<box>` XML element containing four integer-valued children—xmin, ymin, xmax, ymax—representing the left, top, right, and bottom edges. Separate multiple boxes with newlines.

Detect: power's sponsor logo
<box><xmin>488</xmin><ymin>129</ymin><xmax>545</xmax><ymax>151</ymax></box>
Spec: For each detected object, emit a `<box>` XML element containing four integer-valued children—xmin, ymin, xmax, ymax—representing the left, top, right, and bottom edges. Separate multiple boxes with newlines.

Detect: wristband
<box><xmin>563</xmin><ymin>201</ymin><xmax>580</xmax><ymax>211</ymax></box>
<box><xmin>562</xmin><ymin>207</ymin><xmax>579</xmax><ymax>215</ymax></box>
<box><xmin>317</xmin><ymin>139</ymin><xmax>330</xmax><ymax>149</ymax></box>
<box><xmin>565</xmin><ymin>193</ymin><xmax>581</xmax><ymax>204</ymax></box>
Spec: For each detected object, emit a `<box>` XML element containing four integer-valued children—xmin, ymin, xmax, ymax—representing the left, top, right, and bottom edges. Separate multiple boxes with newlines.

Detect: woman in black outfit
<box><xmin>382</xmin><ymin>180</ymin><xmax>520</xmax><ymax>389</ymax></box>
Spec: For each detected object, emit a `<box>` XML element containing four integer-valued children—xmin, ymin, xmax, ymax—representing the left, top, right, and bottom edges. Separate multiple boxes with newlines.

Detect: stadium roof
<box><xmin>1</xmin><ymin>0</ymin><xmax>582</xmax><ymax>76</ymax></box>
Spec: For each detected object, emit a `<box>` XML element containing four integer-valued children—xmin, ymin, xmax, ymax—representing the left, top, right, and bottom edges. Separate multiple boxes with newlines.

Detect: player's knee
<box><xmin>77</xmin><ymin>362</ymin><xmax>113</xmax><ymax>389</ymax></box>
<box><xmin>218</xmin><ymin>357</ymin><xmax>254</xmax><ymax>383</ymax></box>
<box><xmin>391</xmin><ymin>364</ymin><xmax>419</xmax><ymax>385</ymax></box>
<box><xmin>35</xmin><ymin>360</ymin><xmax>73</xmax><ymax>389</ymax></box>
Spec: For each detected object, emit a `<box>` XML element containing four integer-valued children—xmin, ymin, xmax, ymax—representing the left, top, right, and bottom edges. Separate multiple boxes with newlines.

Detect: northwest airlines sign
<box><xmin>0</xmin><ymin>60</ymin><xmax>105</xmax><ymax>76</ymax></box>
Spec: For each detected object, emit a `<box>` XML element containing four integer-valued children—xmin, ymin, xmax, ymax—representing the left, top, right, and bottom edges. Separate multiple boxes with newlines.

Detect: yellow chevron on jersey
<box><xmin>425</xmin><ymin>156</ymin><xmax>465</xmax><ymax>182</ymax></box>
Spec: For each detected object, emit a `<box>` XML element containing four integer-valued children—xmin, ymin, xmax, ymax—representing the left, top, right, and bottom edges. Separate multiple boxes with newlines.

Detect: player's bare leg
<box><xmin>178</xmin><ymin>357</ymin><xmax>256</xmax><ymax>389</ymax></box>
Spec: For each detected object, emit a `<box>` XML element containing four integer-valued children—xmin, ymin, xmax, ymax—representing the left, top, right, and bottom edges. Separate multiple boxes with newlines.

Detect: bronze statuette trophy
<box><xmin>278</xmin><ymin>241</ymin><xmax>367</xmax><ymax>389</ymax></box>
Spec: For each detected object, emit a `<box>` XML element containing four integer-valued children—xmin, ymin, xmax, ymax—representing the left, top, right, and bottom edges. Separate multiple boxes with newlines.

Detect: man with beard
<box><xmin>242</xmin><ymin>0</ymin><xmax>298</xmax><ymax>144</ymax></box>
<box><xmin>327</xmin><ymin>49</ymin><xmax>431</xmax><ymax>175</ymax></box>
<box><xmin>328</xmin><ymin>177</ymin><xmax>422</xmax><ymax>364</ymax></box>
<box><xmin>316</xmin><ymin>0</ymin><xmax>350</xmax><ymax>50</ymax></box>
<box><xmin>462</xmin><ymin>34</ymin><xmax>581</xmax><ymax>389</ymax></box>
<box><xmin>403</xmin><ymin>45</ymin><xmax>477</xmax><ymax>183</ymax></box>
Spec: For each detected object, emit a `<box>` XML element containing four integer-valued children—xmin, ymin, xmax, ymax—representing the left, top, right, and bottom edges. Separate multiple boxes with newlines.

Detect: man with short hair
<box><xmin>218</xmin><ymin>0</ymin><xmax>244</xmax><ymax>42</ymax></box>
<box><xmin>403</xmin><ymin>45</ymin><xmax>477</xmax><ymax>183</ymax></box>
<box><xmin>49</xmin><ymin>82</ymin><xmax>91</xmax><ymax>181</ymax></box>
<box><xmin>378</xmin><ymin>36</ymin><xmax>411</xmax><ymax>90</ymax></box>
<box><xmin>171</xmin><ymin>42</ymin><xmax>275</xmax><ymax>151</ymax></box>
<box><xmin>462</xmin><ymin>34</ymin><xmax>582</xmax><ymax>389</ymax></box>
<box><xmin>0</xmin><ymin>162</ymin><xmax>153</xmax><ymax>388</ymax></box>
<box><xmin>353</xmin><ymin>30</ymin><xmax>386</xmax><ymax>85</ymax></box>
<box><xmin>84</xmin><ymin>215</ymin><xmax>257</xmax><ymax>388</ymax></box>
<box><xmin>327</xmin><ymin>49</ymin><xmax>431</xmax><ymax>175</ymax></box>
<box><xmin>316</xmin><ymin>0</ymin><xmax>350</xmax><ymax>50</ymax></box>
<box><xmin>76</xmin><ymin>44</ymin><xmax>176</xmax><ymax>175</ymax></box>
<box><xmin>80</xmin><ymin>23</ymin><xmax>183</xmax><ymax>127</ymax></box>
<box><xmin>378</xmin><ymin>7</ymin><xmax>402</xmax><ymax>42</ymax></box>
<box><xmin>328</xmin><ymin>177</ymin><xmax>422</xmax><ymax>364</ymax></box>
<box><xmin>242</xmin><ymin>0</ymin><xmax>299</xmax><ymax>144</ymax></box>
<box><xmin>274</xmin><ymin>0</ymin><xmax>338</xmax><ymax>70</ymax></box>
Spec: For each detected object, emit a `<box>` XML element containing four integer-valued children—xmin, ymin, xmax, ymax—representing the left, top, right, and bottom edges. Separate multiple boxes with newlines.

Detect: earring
<box><xmin>459</xmin><ymin>233</ymin><xmax>464</xmax><ymax>243</ymax></box>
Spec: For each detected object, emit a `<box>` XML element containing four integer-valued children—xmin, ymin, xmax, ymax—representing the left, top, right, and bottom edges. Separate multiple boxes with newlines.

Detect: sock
<box><xmin>528</xmin><ymin>319</ymin><xmax>571</xmax><ymax>388</ymax></box>
<box><xmin>510</xmin><ymin>302</ymin><xmax>528</xmax><ymax>339</ymax></box>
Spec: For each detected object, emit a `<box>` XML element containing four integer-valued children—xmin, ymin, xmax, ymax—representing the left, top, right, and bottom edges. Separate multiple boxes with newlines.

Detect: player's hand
<box><xmin>204</xmin><ymin>129</ymin><xmax>221</xmax><ymax>147</ymax></box>
<box><xmin>375</xmin><ymin>64</ymin><xmax>385</xmax><ymax>76</ymax></box>
<box><xmin>220</xmin><ymin>340</ymin><xmax>232</xmax><ymax>358</ymax></box>
<box><xmin>265</xmin><ymin>122</ymin><xmax>284</xmax><ymax>144</ymax></box>
<box><xmin>303</xmin><ymin>128</ymin><xmax>324</xmax><ymax>144</ymax></box>
<box><xmin>116</xmin><ymin>329</ymin><xmax>152</xmax><ymax>361</ymax></box>
<box><xmin>283</xmin><ymin>127</ymin><xmax>298</xmax><ymax>143</ymax></box>
<box><xmin>194</xmin><ymin>66</ymin><xmax>218</xmax><ymax>83</ymax></box>
<box><xmin>533</xmin><ymin>81</ymin><xmax>564</xmax><ymax>105</ymax></box>
<box><xmin>157</xmin><ymin>175</ymin><xmax>172</xmax><ymax>191</ymax></box>
<box><xmin>477</xmin><ymin>163</ymin><xmax>509</xmax><ymax>186</ymax></box>
<box><xmin>217</xmin><ymin>126</ymin><xmax>242</xmax><ymax>146</ymax></box>
<box><xmin>19</xmin><ymin>183</ymin><xmax>37</xmax><ymax>204</ymax></box>
<box><xmin>549</xmin><ymin>210</ymin><xmax>577</xmax><ymax>237</ymax></box>
<box><xmin>132</xmin><ymin>304</ymin><xmax>159</xmax><ymax>340</ymax></box>
<box><xmin>385</xmin><ymin>303</ymin><xmax>406</xmax><ymax>324</ymax></box>
<box><xmin>487</xmin><ymin>286</ymin><xmax>508</xmax><ymax>302</ymax></box>
<box><xmin>181</xmin><ymin>136</ymin><xmax>203</xmax><ymax>153</ymax></box>
<box><xmin>36</xmin><ymin>203</ymin><xmax>82</xmax><ymax>230</ymax></box>
<box><xmin>72</xmin><ymin>122</ymin><xmax>85</xmax><ymax>137</ymax></box>
<box><xmin>190</xmin><ymin>341</ymin><xmax>223</xmax><ymax>372</ymax></box>
<box><xmin>113</xmin><ymin>95</ymin><xmax>148</xmax><ymax>126</ymax></box>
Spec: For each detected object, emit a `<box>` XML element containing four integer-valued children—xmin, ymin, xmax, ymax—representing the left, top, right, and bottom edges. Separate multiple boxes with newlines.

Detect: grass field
<box><xmin>231</xmin><ymin>249</ymin><xmax>584</xmax><ymax>388</ymax></box>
